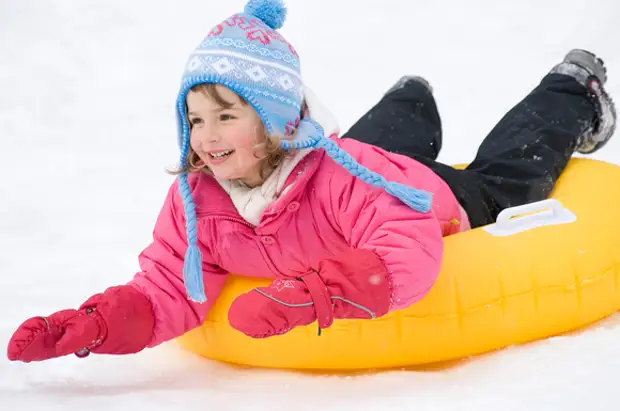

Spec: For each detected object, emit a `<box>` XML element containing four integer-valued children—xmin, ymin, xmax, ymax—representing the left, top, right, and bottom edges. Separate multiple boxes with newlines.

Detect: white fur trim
<box><xmin>303</xmin><ymin>84</ymin><xmax>340</xmax><ymax>137</ymax></box>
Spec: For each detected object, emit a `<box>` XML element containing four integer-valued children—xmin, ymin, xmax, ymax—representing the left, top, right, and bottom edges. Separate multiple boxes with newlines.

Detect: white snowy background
<box><xmin>2</xmin><ymin>0</ymin><xmax>620</xmax><ymax>410</ymax></box>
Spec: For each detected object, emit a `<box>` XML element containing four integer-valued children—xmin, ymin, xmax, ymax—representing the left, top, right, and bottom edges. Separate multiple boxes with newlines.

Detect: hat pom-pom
<box><xmin>244</xmin><ymin>0</ymin><xmax>287</xmax><ymax>29</ymax></box>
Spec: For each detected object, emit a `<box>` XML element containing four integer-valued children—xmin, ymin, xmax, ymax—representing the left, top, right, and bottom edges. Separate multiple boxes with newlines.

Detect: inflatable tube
<box><xmin>176</xmin><ymin>158</ymin><xmax>620</xmax><ymax>370</ymax></box>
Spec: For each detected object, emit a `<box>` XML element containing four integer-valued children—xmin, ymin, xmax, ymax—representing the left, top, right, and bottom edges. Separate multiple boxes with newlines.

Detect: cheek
<box><xmin>228</xmin><ymin>125</ymin><xmax>263</xmax><ymax>153</ymax></box>
<box><xmin>189</xmin><ymin>134</ymin><xmax>198</xmax><ymax>151</ymax></box>
<box><xmin>189</xmin><ymin>129</ymin><xmax>205</xmax><ymax>150</ymax></box>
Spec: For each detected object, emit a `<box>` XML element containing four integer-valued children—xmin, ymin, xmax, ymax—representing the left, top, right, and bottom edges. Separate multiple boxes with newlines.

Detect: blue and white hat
<box><xmin>175</xmin><ymin>0</ymin><xmax>433</xmax><ymax>303</ymax></box>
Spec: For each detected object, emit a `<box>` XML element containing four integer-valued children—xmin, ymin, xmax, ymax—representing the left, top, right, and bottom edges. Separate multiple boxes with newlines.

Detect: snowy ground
<box><xmin>2</xmin><ymin>0</ymin><xmax>620</xmax><ymax>410</ymax></box>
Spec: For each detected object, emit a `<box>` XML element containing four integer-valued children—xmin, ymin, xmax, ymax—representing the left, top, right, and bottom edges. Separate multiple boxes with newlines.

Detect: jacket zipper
<box><xmin>200</xmin><ymin>214</ymin><xmax>281</xmax><ymax>276</ymax></box>
<box><xmin>200</xmin><ymin>214</ymin><xmax>254</xmax><ymax>228</ymax></box>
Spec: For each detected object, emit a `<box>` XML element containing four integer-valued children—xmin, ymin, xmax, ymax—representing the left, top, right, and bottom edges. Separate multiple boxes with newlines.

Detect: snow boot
<box><xmin>550</xmin><ymin>49</ymin><xmax>617</xmax><ymax>154</ymax></box>
<box><xmin>386</xmin><ymin>75</ymin><xmax>433</xmax><ymax>96</ymax></box>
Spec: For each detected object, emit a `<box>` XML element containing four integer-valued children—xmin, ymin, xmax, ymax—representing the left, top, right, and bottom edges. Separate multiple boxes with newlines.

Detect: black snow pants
<box><xmin>341</xmin><ymin>73</ymin><xmax>598</xmax><ymax>228</ymax></box>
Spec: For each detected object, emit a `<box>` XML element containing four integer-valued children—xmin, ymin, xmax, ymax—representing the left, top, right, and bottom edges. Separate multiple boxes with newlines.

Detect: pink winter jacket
<box><xmin>128</xmin><ymin>136</ymin><xmax>471</xmax><ymax>347</ymax></box>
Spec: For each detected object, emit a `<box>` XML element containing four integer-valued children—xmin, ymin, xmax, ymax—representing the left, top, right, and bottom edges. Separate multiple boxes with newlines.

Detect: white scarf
<box><xmin>216</xmin><ymin>85</ymin><xmax>339</xmax><ymax>226</ymax></box>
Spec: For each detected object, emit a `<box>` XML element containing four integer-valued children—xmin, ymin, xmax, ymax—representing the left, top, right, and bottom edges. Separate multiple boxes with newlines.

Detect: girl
<box><xmin>7</xmin><ymin>0</ymin><xmax>615</xmax><ymax>362</ymax></box>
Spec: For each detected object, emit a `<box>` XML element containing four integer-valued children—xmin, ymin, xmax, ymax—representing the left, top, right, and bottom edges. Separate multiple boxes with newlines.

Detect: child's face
<box><xmin>187</xmin><ymin>85</ymin><xmax>266</xmax><ymax>187</ymax></box>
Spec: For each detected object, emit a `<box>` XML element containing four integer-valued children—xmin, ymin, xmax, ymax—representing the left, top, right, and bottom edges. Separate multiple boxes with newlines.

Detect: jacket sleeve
<box><xmin>127</xmin><ymin>180</ymin><xmax>228</xmax><ymax>347</ymax></box>
<box><xmin>328</xmin><ymin>141</ymin><xmax>444</xmax><ymax>311</ymax></box>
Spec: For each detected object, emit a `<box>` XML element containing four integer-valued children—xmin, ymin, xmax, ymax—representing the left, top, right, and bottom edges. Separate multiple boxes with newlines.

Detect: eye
<box><xmin>189</xmin><ymin>117</ymin><xmax>203</xmax><ymax>126</ymax></box>
<box><xmin>220</xmin><ymin>113</ymin><xmax>235</xmax><ymax>121</ymax></box>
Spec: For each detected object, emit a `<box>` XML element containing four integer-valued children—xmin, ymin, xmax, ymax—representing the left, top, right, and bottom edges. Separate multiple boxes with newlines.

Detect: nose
<box><xmin>193</xmin><ymin>126</ymin><xmax>221</xmax><ymax>149</ymax></box>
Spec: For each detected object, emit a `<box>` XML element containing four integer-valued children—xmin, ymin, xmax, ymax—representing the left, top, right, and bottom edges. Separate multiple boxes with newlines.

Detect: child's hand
<box><xmin>7</xmin><ymin>308</ymin><xmax>103</xmax><ymax>362</ymax></box>
<box><xmin>228</xmin><ymin>248</ymin><xmax>391</xmax><ymax>338</ymax></box>
<box><xmin>7</xmin><ymin>285</ymin><xmax>155</xmax><ymax>362</ymax></box>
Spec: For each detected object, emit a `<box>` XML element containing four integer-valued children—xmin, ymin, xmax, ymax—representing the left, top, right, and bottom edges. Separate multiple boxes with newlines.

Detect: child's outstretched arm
<box><xmin>7</xmin><ymin>180</ymin><xmax>227</xmax><ymax>362</ymax></box>
<box><xmin>128</xmin><ymin>179</ymin><xmax>229</xmax><ymax>348</ymax></box>
<box><xmin>329</xmin><ymin>141</ymin><xmax>444</xmax><ymax>311</ymax></box>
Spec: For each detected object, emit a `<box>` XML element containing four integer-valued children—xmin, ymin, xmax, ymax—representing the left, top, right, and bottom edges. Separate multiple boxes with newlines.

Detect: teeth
<box><xmin>210</xmin><ymin>150</ymin><xmax>233</xmax><ymax>158</ymax></box>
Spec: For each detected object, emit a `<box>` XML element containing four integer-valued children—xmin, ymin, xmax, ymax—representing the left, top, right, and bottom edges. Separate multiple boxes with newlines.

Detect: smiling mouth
<box><xmin>209</xmin><ymin>150</ymin><xmax>234</xmax><ymax>159</ymax></box>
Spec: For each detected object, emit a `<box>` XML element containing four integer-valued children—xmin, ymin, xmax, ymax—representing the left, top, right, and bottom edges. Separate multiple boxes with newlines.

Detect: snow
<box><xmin>2</xmin><ymin>0</ymin><xmax>620</xmax><ymax>409</ymax></box>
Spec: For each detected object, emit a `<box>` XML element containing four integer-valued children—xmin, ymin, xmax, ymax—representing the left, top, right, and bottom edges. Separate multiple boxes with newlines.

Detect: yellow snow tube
<box><xmin>176</xmin><ymin>158</ymin><xmax>620</xmax><ymax>370</ymax></box>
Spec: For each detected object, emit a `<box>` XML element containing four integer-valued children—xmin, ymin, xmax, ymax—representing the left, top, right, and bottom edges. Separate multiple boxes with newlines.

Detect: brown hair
<box><xmin>167</xmin><ymin>83</ymin><xmax>296</xmax><ymax>182</ymax></box>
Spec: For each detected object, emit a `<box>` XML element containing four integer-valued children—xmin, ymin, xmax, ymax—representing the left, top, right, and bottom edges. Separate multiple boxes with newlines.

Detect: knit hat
<box><xmin>175</xmin><ymin>0</ymin><xmax>433</xmax><ymax>303</ymax></box>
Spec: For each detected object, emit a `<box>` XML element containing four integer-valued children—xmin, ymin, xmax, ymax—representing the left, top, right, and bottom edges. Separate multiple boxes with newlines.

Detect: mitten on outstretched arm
<box><xmin>8</xmin><ymin>178</ymin><xmax>228</xmax><ymax>362</ymax></box>
<box><xmin>7</xmin><ymin>285</ymin><xmax>154</xmax><ymax>362</ymax></box>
